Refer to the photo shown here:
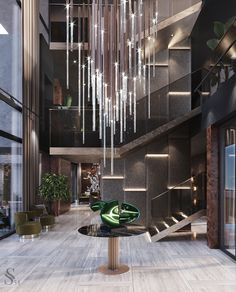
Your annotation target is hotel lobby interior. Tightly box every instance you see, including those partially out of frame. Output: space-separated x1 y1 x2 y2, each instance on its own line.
0 0 236 291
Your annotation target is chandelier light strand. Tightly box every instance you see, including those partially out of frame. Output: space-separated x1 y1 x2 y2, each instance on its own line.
65 0 159 174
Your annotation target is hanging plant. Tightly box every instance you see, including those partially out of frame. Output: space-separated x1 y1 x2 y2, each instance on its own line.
206 17 235 50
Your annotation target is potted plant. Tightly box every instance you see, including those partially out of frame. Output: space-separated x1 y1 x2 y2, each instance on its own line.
39 173 70 216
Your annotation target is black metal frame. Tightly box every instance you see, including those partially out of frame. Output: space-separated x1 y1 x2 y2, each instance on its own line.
0 0 23 240
0 91 22 113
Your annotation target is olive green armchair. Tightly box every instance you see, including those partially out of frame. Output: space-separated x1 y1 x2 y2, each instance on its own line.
31 206 55 230
14 212 42 238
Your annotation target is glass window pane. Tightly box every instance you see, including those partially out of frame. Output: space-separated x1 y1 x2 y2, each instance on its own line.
0 136 22 238
0 100 22 138
0 0 22 101
224 128 236 256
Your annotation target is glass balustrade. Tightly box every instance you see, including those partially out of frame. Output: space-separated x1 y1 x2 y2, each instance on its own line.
150 175 206 231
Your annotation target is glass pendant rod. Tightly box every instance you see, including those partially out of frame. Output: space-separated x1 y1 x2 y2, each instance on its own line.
133 77 137 133
111 119 114 175
70 0 74 52
82 64 85 144
87 56 91 102
148 37 151 119
66 1 70 89
92 73 96 131
78 43 82 115
103 113 106 167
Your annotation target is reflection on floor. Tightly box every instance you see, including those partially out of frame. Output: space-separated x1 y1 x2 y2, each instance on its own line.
0 229 14 240
0 207 235 292
227 249 236 256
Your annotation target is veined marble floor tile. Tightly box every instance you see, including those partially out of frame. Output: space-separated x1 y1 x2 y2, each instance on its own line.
132 268 191 292
189 280 236 292
9 267 132 292
174 256 236 281
0 208 235 292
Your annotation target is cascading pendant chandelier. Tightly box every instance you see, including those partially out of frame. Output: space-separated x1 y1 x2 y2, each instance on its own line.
65 0 159 174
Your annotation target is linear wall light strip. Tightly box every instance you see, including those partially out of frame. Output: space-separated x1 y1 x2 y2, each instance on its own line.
146 63 168 67
102 176 124 180
167 186 191 190
145 154 169 158
168 47 191 50
169 92 191 96
201 92 210 96
124 188 147 192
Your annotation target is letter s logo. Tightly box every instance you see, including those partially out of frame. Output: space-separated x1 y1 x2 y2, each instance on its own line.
4 268 16 285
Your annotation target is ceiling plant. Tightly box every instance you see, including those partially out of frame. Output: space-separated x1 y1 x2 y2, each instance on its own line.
207 17 235 50
206 17 236 88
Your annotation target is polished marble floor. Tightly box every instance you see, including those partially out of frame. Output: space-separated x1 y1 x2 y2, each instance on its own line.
0 207 235 292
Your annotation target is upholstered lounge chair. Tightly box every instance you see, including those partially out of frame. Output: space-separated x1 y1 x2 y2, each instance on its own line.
14 212 42 238
30 206 55 230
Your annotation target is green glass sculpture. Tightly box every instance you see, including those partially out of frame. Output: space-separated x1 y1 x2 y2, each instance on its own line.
90 200 140 227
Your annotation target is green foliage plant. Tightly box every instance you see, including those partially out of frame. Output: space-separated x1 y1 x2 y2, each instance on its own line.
39 173 70 202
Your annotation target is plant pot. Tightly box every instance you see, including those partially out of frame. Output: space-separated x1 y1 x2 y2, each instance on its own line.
51 200 61 216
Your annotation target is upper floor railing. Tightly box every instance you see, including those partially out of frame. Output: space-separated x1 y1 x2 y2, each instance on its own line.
49 68 202 147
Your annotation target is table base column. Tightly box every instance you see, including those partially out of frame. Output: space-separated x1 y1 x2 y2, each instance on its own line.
98 237 129 275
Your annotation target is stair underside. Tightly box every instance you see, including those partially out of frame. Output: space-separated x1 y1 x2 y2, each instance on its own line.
151 209 206 242
120 107 201 156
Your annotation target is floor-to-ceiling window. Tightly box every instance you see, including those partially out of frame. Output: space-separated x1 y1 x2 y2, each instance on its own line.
0 0 22 239
221 120 236 259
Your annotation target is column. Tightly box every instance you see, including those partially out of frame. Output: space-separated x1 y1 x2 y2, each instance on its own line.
108 237 120 270
207 126 219 248
22 0 40 210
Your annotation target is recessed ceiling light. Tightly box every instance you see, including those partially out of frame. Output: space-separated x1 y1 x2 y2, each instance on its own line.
170 33 174 37
0 24 8 35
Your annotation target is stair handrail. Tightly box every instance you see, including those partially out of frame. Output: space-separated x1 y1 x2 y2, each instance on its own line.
151 177 193 201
